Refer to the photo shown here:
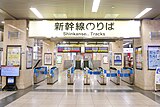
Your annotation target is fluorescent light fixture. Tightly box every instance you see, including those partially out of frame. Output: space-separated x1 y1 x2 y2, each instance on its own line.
92 0 101 12
123 42 131 46
53 14 67 18
30 8 43 18
105 14 119 18
135 8 152 18
1 21 5 24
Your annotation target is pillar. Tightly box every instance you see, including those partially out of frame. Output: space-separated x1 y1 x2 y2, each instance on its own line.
110 40 124 70
134 20 160 90
2 20 34 89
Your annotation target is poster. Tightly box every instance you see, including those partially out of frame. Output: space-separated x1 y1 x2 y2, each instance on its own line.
44 53 52 65
26 46 33 69
114 53 122 66
7 46 21 68
135 47 143 70
103 55 108 64
155 67 160 85
57 55 62 64
148 46 160 70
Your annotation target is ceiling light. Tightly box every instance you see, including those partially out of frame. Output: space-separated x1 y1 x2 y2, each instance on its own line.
135 8 152 18
92 0 101 12
30 8 43 18
105 14 119 18
53 14 67 18
1 21 5 24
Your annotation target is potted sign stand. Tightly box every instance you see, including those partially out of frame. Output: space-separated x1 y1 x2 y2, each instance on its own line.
155 67 160 92
1 66 19 91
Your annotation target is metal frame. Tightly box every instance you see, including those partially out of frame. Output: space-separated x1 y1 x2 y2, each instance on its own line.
114 53 122 66
26 46 33 69
6 45 22 70
44 53 52 65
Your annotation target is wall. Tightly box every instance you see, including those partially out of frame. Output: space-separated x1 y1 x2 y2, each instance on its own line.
133 38 145 89
2 20 34 89
42 40 56 69
93 53 109 71
56 53 70 72
110 40 124 70
138 20 160 90
133 20 160 90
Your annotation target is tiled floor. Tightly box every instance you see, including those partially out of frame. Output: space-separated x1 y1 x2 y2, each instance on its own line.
5 92 160 107
1 70 160 107
0 91 16 100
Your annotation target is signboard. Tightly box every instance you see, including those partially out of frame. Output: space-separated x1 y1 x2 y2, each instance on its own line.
85 47 108 53
1 66 20 77
29 20 140 38
135 47 143 70
44 53 52 65
26 46 33 69
103 55 108 64
148 46 160 70
57 55 62 64
7 45 21 68
114 53 122 66
58 47 81 52
155 67 160 85
123 48 133 53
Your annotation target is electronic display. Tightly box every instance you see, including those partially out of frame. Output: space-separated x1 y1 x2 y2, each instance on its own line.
58 47 81 52
1 66 20 77
85 47 108 53
7 77 15 84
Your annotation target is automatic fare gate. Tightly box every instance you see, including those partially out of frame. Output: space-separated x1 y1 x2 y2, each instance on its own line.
109 67 120 85
83 67 90 85
67 67 75 85
121 67 134 85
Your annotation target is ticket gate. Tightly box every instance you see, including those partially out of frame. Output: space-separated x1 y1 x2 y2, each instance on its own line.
110 67 120 85
83 68 90 85
121 67 134 85
97 67 106 85
34 66 47 84
67 67 74 85
47 67 59 85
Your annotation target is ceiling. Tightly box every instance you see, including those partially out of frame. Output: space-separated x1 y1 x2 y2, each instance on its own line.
0 0 160 19
0 0 160 28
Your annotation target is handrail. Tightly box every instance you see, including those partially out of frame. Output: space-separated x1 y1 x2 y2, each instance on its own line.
110 67 117 70
33 59 41 68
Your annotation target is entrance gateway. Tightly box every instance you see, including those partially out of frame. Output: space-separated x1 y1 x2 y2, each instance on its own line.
28 20 138 86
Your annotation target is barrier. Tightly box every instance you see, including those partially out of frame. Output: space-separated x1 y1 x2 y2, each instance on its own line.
67 66 74 85
47 67 59 85
34 66 48 84
109 67 120 85
97 68 106 85
83 68 90 85
121 67 134 85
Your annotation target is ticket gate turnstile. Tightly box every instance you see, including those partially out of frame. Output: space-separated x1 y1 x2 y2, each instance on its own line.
110 67 120 85
67 68 74 85
97 68 106 85
47 67 59 85
83 68 90 85
121 67 134 85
